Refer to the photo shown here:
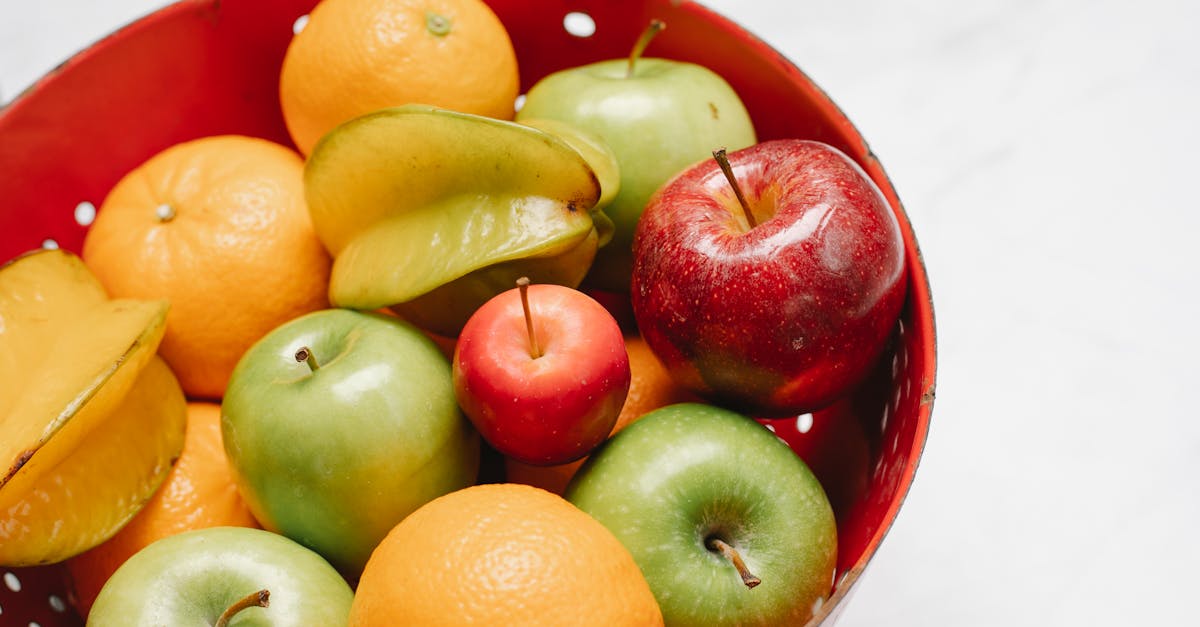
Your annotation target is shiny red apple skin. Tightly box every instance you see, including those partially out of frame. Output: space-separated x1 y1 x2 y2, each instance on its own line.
630 139 907 416
453 284 631 466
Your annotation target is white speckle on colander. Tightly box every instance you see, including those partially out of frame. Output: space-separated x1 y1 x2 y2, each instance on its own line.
796 412 813 434
293 15 309 35
74 201 96 226
31 622 42 627
563 12 595 38
49 594 66 613
41 238 58 250
3 571 20 592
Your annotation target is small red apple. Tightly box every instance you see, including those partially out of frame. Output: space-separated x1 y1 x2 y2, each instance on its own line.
631 140 907 415
453 279 631 466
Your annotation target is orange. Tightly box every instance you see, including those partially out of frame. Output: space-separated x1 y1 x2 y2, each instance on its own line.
505 334 699 494
65 402 259 615
81 135 331 399
280 0 520 155
350 483 663 626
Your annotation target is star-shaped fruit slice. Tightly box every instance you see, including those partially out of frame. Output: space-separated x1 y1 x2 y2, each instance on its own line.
0 249 186 566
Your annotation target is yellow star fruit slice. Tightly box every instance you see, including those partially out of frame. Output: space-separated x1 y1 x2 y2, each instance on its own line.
305 105 607 336
0 249 185 565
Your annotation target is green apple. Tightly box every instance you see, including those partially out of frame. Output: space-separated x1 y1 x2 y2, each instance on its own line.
221 309 479 577
565 403 836 626
305 105 611 336
516 21 757 292
88 527 353 626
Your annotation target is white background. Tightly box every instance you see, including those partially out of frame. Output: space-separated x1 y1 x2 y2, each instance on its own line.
4 1 1199 624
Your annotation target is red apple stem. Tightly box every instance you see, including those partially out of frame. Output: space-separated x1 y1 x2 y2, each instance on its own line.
712 148 756 229
706 537 761 589
517 277 542 359
214 589 270 627
295 346 320 372
627 19 666 78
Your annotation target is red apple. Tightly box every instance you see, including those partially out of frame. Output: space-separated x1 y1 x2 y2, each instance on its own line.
630 139 907 415
453 279 631 466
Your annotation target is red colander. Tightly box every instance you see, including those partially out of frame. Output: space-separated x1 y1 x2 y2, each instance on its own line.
0 1 936 624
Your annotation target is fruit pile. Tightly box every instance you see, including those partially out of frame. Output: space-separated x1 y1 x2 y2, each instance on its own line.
0 0 909 625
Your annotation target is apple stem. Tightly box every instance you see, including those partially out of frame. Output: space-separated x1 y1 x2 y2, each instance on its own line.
214 589 269 627
155 203 175 223
627 19 666 78
706 537 761 589
712 148 756 229
295 346 320 372
516 277 542 359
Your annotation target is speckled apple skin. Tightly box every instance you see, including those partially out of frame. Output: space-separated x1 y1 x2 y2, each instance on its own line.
631 140 906 416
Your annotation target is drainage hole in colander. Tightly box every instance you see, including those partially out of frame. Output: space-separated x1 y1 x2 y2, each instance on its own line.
563 12 595 38
75 201 96 226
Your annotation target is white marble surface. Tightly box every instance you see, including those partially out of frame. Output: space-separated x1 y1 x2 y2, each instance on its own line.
4 1 1199 624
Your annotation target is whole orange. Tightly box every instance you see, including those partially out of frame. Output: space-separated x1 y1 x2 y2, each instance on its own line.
279 0 520 154
65 402 259 615
81 135 331 399
350 483 663 626
505 334 699 494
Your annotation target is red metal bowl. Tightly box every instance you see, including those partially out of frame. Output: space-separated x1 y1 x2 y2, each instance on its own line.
0 1 936 624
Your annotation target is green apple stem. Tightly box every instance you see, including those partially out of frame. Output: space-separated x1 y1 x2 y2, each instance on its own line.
155 203 175 223
516 277 542 359
706 537 761 589
712 148 756 229
295 346 320 372
627 19 666 78
214 589 270 627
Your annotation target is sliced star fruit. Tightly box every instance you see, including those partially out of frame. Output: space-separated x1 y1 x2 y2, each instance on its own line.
0 249 186 566
305 105 612 336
